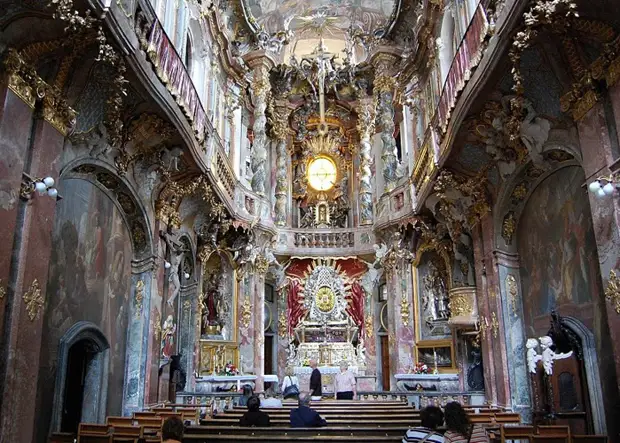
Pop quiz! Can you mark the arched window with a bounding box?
[185,34,193,72]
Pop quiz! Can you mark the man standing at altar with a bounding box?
[309,359,322,400]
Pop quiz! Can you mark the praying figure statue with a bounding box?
[539,335,573,376]
[526,338,542,374]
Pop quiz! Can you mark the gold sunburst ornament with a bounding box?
[315,286,336,312]
[307,156,337,191]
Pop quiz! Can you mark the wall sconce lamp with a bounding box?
[20,173,61,201]
[588,173,619,198]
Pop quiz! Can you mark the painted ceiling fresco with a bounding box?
[242,0,400,38]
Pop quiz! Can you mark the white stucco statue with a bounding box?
[539,335,573,375]
[526,338,542,374]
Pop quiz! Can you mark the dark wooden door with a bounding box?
[264,335,274,376]
[381,335,390,390]
[549,354,592,435]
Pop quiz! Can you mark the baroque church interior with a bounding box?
[1,0,620,441]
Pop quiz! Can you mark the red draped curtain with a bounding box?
[287,279,306,337]
[346,282,365,336]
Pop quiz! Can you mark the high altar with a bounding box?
[285,259,368,383]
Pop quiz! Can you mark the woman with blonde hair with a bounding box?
[281,366,300,399]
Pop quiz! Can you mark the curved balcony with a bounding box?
[274,227,376,257]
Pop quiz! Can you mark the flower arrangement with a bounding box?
[220,362,238,376]
[412,362,429,374]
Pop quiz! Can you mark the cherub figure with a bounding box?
[539,335,573,375]
[526,338,542,374]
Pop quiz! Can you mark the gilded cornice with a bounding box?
[3,48,76,136]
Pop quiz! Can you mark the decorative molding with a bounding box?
[605,269,620,314]
[505,274,518,316]
[134,279,145,318]
[501,211,516,245]
[0,279,5,299]
[23,279,44,322]
[278,311,287,338]
[241,296,252,328]
[490,312,499,338]
[365,314,374,339]
[400,294,411,325]
[153,312,162,341]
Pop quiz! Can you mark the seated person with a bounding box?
[290,395,327,428]
[259,393,283,408]
[239,395,271,427]
[162,416,185,443]
[238,384,253,407]
[444,402,489,443]
[402,405,445,443]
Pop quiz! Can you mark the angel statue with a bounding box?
[373,243,388,266]
[526,338,542,374]
[539,335,573,376]
[286,342,298,366]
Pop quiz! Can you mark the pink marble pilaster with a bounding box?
[0,86,33,347]
[576,103,620,390]
[386,263,415,390]
[0,116,64,443]
[252,271,266,392]
[472,214,511,407]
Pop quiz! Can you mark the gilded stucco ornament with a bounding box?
[23,279,44,322]
[490,312,500,339]
[153,312,162,340]
[134,279,145,318]
[501,212,516,245]
[254,254,270,276]
[605,269,620,314]
[449,293,472,317]
[0,279,5,299]
[508,0,578,134]
[400,294,411,325]
[241,297,252,328]
[249,63,271,195]
[365,314,374,339]
[278,311,287,338]
[506,274,519,316]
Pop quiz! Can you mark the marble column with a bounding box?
[123,258,156,415]
[252,259,268,392]
[243,52,275,196]
[272,103,292,226]
[0,85,73,441]
[494,250,531,419]
[356,96,376,225]
[384,252,415,389]
[373,53,401,193]
[238,272,255,377]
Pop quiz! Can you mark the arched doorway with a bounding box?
[51,322,110,434]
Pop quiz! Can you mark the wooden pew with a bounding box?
[183,435,404,442]
[77,423,111,443]
[186,425,409,437]
[49,432,75,443]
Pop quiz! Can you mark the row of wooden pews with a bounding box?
[51,399,609,443]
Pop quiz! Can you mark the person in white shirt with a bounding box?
[259,393,283,408]
[281,366,300,399]
[334,362,356,400]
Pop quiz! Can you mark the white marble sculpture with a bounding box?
[526,338,542,374]
[539,335,573,376]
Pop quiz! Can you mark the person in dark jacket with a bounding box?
[290,395,327,428]
[309,359,322,400]
[239,395,271,427]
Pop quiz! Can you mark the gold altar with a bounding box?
[199,341,239,375]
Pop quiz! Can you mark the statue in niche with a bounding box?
[317,203,329,225]
[467,347,484,390]
[202,272,224,334]
[161,314,176,359]
[299,206,315,228]
[229,228,256,267]
[160,227,188,307]
[422,263,449,324]
[293,160,308,198]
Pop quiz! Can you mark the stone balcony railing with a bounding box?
[274,227,377,256]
